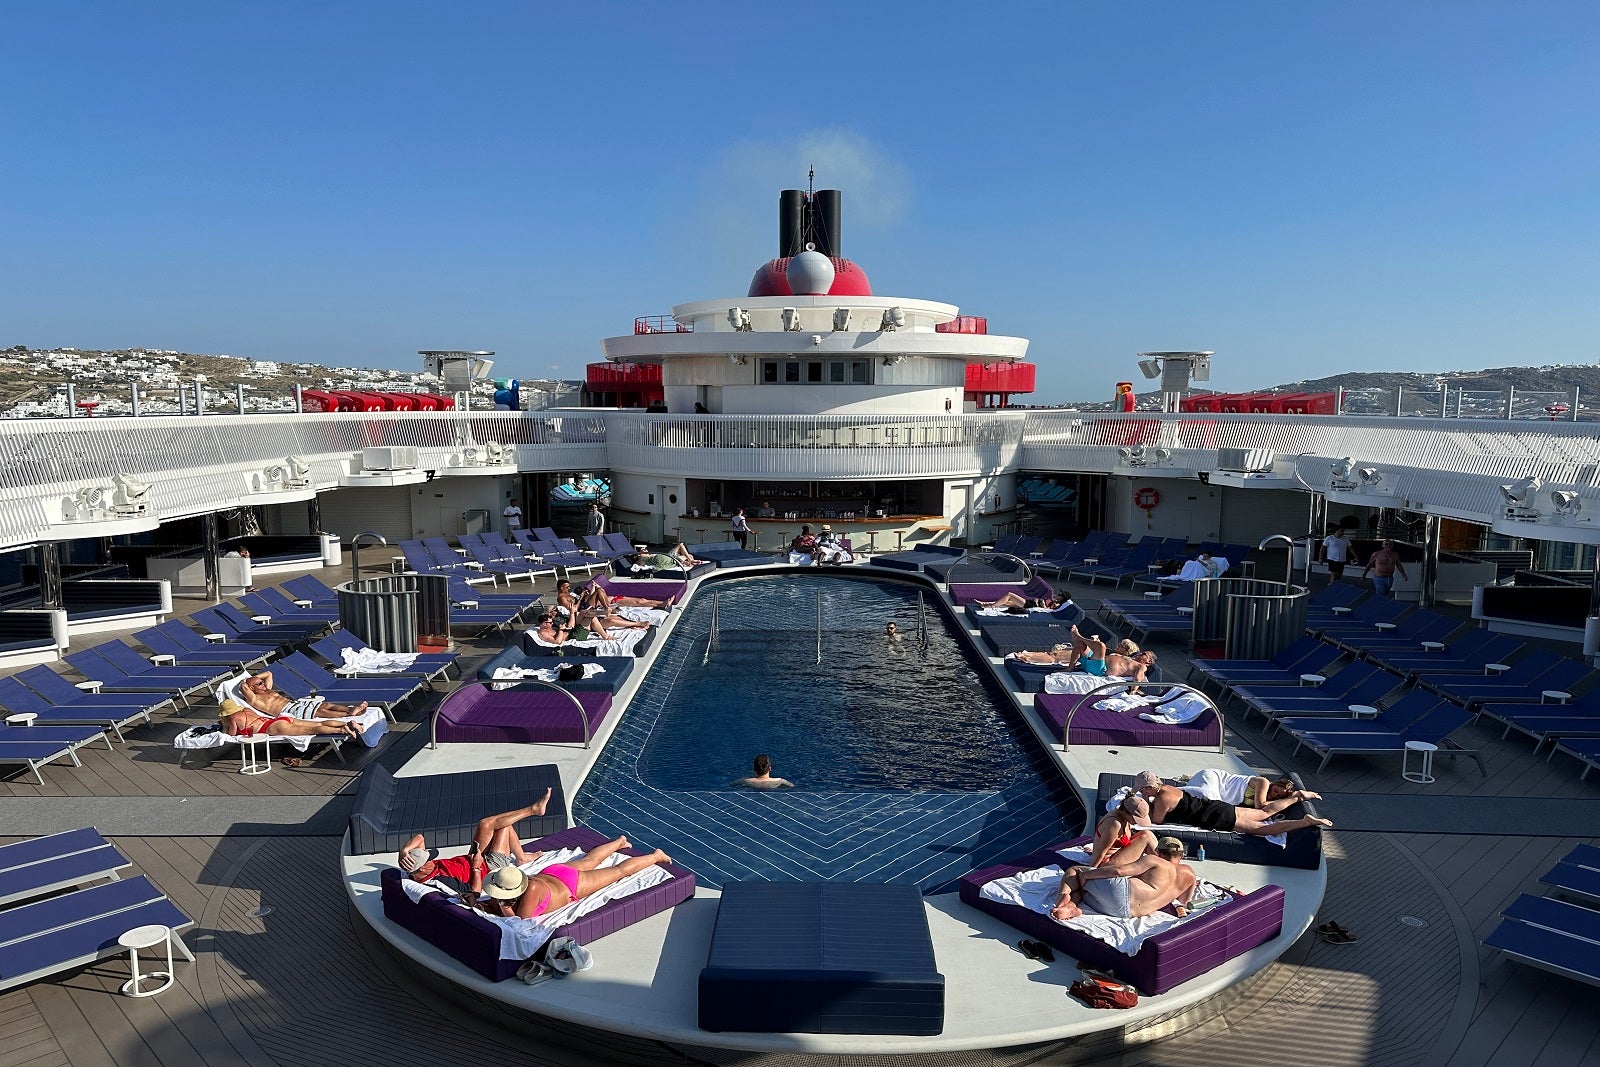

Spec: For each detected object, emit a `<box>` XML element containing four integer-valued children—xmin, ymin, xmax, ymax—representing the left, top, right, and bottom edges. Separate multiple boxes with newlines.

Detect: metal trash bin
<box><xmin>337</xmin><ymin>573</ymin><xmax>451</xmax><ymax>653</ymax></box>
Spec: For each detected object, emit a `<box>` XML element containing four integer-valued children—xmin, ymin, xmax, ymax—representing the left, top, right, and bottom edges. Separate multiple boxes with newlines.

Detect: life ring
<box><xmin>1134</xmin><ymin>486</ymin><xmax>1161</xmax><ymax>509</ymax></box>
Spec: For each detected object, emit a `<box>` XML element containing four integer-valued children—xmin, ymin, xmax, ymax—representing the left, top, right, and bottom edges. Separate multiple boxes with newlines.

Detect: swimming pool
<box><xmin>574</xmin><ymin>573</ymin><xmax>1084</xmax><ymax>892</ymax></box>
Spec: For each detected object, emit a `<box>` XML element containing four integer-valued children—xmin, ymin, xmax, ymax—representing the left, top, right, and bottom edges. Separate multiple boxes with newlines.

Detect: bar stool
<box><xmin>864</xmin><ymin>531</ymin><xmax>879</xmax><ymax>556</ymax></box>
<box><xmin>118</xmin><ymin>924</ymin><xmax>176</xmax><ymax>997</ymax></box>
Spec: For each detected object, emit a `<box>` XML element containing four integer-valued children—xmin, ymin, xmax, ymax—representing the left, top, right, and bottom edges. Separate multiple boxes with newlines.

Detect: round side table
<box><xmin>1484</xmin><ymin>663</ymin><xmax>1511</xmax><ymax>676</ymax></box>
<box><xmin>118</xmin><ymin>924</ymin><xmax>175</xmax><ymax>997</ymax></box>
<box><xmin>6</xmin><ymin>712</ymin><xmax>39</xmax><ymax>727</ymax></box>
<box><xmin>149</xmin><ymin>654</ymin><xmax>177</xmax><ymax>666</ymax></box>
<box><xmin>75</xmin><ymin>680</ymin><xmax>103</xmax><ymax>694</ymax></box>
<box><xmin>1373</xmin><ymin>622</ymin><xmax>1397</xmax><ymax>632</ymax></box>
<box><xmin>1542</xmin><ymin>690</ymin><xmax>1573</xmax><ymax>704</ymax></box>
<box><xmin>1349</xmin><ymin>704</ymin><xmax>1379</xmax><ymax>719</ymax></box>
<box><xmin>1301</xmin><ymin>674</ymin><xmax>1326</xmax><ymax>687</ymax></box>
<box><xmin>236</xmin><ymin>734</ymin><xmax>273</xmax><ymax>776</ymax></box>
<box><xmin>1419</xmin><ymin>641</ymin><xmax>1446</xmax><ymax>652</ymax></box>
<box><xmin>1330</xmin><ymin>606</ymin><xmax>1352</xmax><ymax>616</ymax></box>
<box><xmin>202</xmin><ymin>633</ymin><xmax>228</xmax><ymax>644</ymax></box>
<box><xmin>1403</xmin><ymin>741</ymin><xmax>1438</xmax><ymax>784</ymax></box>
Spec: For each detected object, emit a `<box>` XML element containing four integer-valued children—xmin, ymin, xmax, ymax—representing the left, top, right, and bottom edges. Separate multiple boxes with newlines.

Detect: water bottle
<box><xmin>1196</xmin><ymin>845</ymin><xmax>1206</xmax><ymax>862</ymax></box>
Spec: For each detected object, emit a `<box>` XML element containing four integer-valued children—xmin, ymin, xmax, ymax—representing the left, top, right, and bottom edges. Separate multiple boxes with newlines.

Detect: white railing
<box><xmin>2</xmin><ymin>405</ymin><xmax>1599</xmax><ymax>551</ymax></box>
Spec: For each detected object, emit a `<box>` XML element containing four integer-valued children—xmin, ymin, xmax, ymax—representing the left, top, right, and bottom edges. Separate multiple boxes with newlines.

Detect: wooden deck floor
<box><xmin>2</xmin><ymin>572</ymin><xmax>1599</xmax><ymax>1066</ymax></box>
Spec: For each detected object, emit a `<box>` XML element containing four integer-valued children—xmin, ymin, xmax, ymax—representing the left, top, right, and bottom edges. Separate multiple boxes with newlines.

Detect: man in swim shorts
<box><xmin>1052</xmin><ymin>837</ymin><xmax>1197</xmax><ymax>921</ymax></box>
<box><xmin>1134</xmin><ymin>770</ymin><xmax>1333</xmax><ymax>837</ymax></box>
<box><xmin>399</xmin><ymin>790</ymin><xmax>553</xmax><ymax>892</ymax></box>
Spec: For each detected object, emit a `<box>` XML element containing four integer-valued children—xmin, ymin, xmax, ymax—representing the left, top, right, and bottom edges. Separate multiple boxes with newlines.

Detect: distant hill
<box><xmin>1063</xmin><ymin>364</ymin><xmax>1598</xmax><ymax>411</ymax></box>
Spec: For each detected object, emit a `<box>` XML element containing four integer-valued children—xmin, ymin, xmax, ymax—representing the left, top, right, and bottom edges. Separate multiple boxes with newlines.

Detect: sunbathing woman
<box><xmin>478</xmin><ymin>835</ymin><xmax>672</xmax><ymax>920</ymax></box>
<box><xmin>218</xmin><ymin>697</ymin><xmax>368</xmax><ymax>740</ymax></box>
<box><xmin>554</xmin><ymin>580</ymin><xmax>647</xmax><ymax>633</ymax></box>
<box><xmin>1007</xmin><ymin>642</ymin><xmax>1077</xmax><ymax>666</ymax></box>
<box><xmin>1176</xmin><ymin>770</ymin><xmax>1321</xmax><ymax>811</ymax></box>
<box><xmin>978</xmin><ymin>591</ymin><xmax>1067</xmax><ymax>612</ymax></box>
<box><xmin>1133</xmin><ymin>770</ymin><xmax>1333</xmax><ymax>836</ymax></box>
<box><xmin>1088</xmin><ymin>793</ymin><xmax>1158</xmax><ymax>868</ymax></box>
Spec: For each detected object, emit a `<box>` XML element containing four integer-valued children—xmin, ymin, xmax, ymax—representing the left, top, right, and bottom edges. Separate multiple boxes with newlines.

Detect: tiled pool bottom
<box><xmin>573</xmin><ymin>573</ymin><xmax>1084</xmax><ymax>892</ymax></box>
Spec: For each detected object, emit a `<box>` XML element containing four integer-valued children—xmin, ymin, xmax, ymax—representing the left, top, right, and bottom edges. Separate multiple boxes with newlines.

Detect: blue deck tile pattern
<box><xmin>573</xmin><ymin>573</ymin><xmax>1083</xmax><ymax>893</ymax></box>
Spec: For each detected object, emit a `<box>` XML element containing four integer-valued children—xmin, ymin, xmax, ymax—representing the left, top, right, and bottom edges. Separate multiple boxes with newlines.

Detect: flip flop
<box><xmin>1030</xmin><ymin>940</ymin><xmax>1056</xmax><ymax>963</ymax></box>
<box><xmin>1316</xmin><ymin>921</ymin><xmax>1352</xmax><ymax>936</ymax></box>
<box><xmin>1321</xmin><ymin>929</ymin><xmax>1359</xmax><ymax>944</ymax></box>
<box><xmin>279</xmin><ymin>757</ymin><xmax>302</xmax><ymax>768</ymax></box>
<box><xmin>1017</xmin><ymin>939</ymin><xmax>1043</xmax><ymax>961</ymax></box>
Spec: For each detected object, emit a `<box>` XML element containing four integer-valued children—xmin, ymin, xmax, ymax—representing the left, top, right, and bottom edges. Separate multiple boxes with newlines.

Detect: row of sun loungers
<box><xmin>0</xmin><ymin>828</ymin><xmax>195</xmax><ymax>994</ymax></box>
<box><xmin>1485</xmin><ymin>844</ymin><xmax>1600</xmax><ymax>989</ymax></box>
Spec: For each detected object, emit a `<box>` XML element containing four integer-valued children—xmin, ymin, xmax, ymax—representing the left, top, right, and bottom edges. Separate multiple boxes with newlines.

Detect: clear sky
<box><xmin>4</xmin><ymin>2</ymin><xmax>1596</xmax><ymax>399</ymax></box>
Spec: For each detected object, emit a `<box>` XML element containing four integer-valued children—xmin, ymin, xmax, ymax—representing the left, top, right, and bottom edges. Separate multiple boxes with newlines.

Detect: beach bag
<box><xmin>1070</xmin><ymin>975</ymin><xmax>1138</xmax><ymax>1009</ymax></box>
<box><xmin>557</xmin><ymin>663</ymin><xmax>584</xmax><ymax>682</ymax></box>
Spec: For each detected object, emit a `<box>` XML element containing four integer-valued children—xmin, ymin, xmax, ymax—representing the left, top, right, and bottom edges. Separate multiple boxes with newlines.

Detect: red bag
<box><xmin>1070</xmin><ymin>975</ymin><xmax>1139</xmax><ymax>1009</ymax></box>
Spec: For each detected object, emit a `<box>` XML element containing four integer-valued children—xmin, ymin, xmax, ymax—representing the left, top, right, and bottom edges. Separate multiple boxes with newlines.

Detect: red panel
<box><xmin>587</xmin><ymin>362</ymin><xmax>662</xmax><ymax>387</ymax></box>
<box><xmin>1182</xmin><ymin>394</ymin><xmax>1221</xmax><ymax>413</ymax></box>
<box><xmin>746</xmin><ymin>258</ymin><xmax>873</xmax><ymax>297</ymax></box>
<box><xmin>1278</xmin><ymin>391</ymin><xmax>1338</xmax><ymax>414</ymax></box>
<box><xmin>300</xmin><ymin>389</ymin><xmax>339</xmax><ymax>413</ymax></box>
<box><xmin>936</xmin><ymin>316</ymin><xmax>989</xmax><ymax>335</ymax></box>
<box><xmin>964</xmin><ymin>362</ymin><xmax>1035</xmax><ymax>393</ymax></box>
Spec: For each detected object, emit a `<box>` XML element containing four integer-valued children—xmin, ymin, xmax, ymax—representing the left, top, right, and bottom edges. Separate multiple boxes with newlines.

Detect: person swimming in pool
<box><xmin>733</xmin><ymin>753</ymin><xmax>795</xmax><ymax>790</ymax></box>
<box><xmin>475</xmin><ymin>836</ymin><xmax>672</xmax><ymax>919</ymax></box>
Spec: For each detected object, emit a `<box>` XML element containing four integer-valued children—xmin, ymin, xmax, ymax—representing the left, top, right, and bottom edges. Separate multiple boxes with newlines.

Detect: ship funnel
<box><xmin>777</xmin><ymin>188</ymin><xmax>843</xmax><ymax>258</ymax></box>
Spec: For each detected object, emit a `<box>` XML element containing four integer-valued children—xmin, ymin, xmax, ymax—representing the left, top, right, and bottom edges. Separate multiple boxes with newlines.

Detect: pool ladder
<box><xmin>702</xmin><ymin>592</ymin><xmax>720</xmax><ymax>665</ymax></box>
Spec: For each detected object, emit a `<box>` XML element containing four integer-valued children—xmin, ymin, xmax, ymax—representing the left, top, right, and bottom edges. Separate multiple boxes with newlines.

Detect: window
<box><xmin>784</xmin><ymin>361</ymin><xmax>800</xmax><ymax>383</ymax></box>
<box><xmin>806</xmin><ymin>361</ymin><xmax>823</xmax><ymax>383</ymax></box>
<box><xmin>829</xmin><ymin>361</ymin><xmax>846</xmax><ymax>383</ymax></box>
<box><xmin>850</xmin><ymin>360</ymin><xmax>870</xmax><ymax>384</ymax></box>
<box><xmin>762</xmin><ymin>362</ymin><xmax>779</xmax><ymax>383</ymax></box>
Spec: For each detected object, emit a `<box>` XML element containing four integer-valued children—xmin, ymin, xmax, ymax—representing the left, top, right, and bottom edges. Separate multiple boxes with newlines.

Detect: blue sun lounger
<box><xmin>0</xmin><ymin>874</ymin><xmax>194</xmax><ymax>993</ymax></box>
<box><xmin>138</xmin><ymin>621</ymin><xmax>277</xmax><ymax>669</ymax></box>
<box><xmin>0</xmin><ymin>677</ymin><xmax>159</xmax><ymax>743</ymax></box>
<box><xmin>1539</xmin><ymin>857</ymin><xmax>1600</xmax><ymax>906</ymax></box>
<box><xmin>0</xmin><ymin>726</ymin><xmax>108</xmax><ymax>785</ymax></box>
<box><xmin>1484</xmin><ymin>894</ymin><xmax>1600</xmax><ymax>989</ymax></box>
<box><xmin>0</xmin><ymin>828</ymin><xmax>130</xmax><ymax>907</ymax></box>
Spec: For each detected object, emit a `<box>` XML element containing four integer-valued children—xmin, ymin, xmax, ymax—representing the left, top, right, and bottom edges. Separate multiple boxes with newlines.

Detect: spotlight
<box><xmin>114</xmin><ymin>473</ymin><xmax>150</xmax><ymax>503</ymax></box>
<box><xmin>832</xmin><ymin>308</ymin><xmax>852</xmax><ymax>331</ymax></box>
<box><xmin>882</xmin><ymin>354</ymin><xmax>903</xmax><ymax>367</ymax></box>
<box><xmin>728</xmin><ymin>353</ymin><xmax>748</xmax><ymax>366</ymax></box>
<box><xmin>781</xmin><ymin>307</ymin><xmax>802</xmax><ymax>331</ymax></box>
<box><xmin>1357</xmin><ymin>467</ymin><xmax>1383</xmax><ymax>487</ymax></box>
<box><xmin>1500</xmin><ymin>476</ymin><xmax>1543</xmax><ymax>507</ymax></box>
<box><xmin>425</xmin><ymin>470</ymin><xmax>438</xmax><ymax>483</ymax></box>
<box><xmin>1331</xmin><ymin>457</ymin><xmax>1355</xmax><ymax>482</ymax></box>
<box><xmin>728</xmin><ymin>307</ymin><xmax>752</xmax><ymax>332</ymax></box>
<box><xmin>1116</xmin><ymin>446</ymin><xmax>1134</xmax><ymax>463</ymax></box>
<box><xmin>484</xmin><ymin>442</ymin><xmax>506</xmax><ymax>463</ymax></box>
<box><xmin>1552</xmin><ymin>490</ymin><xmax>1583</xmax><ymax>516</ymax></box>
<box><xmin>880</xmin><ymin>307</ymin><xmax>905</xmax><ymax>331</ymax></box>
<box><xmin>1151</xmin><ymin>447</ymin><xmax>1172</xmax><ymax>464</ymax></box>
<box><xmin>1138</xmin><ymin>358</ymin><xmax>1163</xmax><ymax>379</ymax></box>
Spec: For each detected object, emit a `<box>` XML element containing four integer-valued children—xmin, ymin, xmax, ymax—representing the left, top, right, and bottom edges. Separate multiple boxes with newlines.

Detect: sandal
<box><xmin>1321</xmin><ymin>929</ymin><xmax>1359</xmax><ymax>944</ymax></box>
<box><xmin>1316</xmin><ymin>921</ymin><xmax>1352</xmax><ymax>936</ymax></box>
<box><xmin>279</xmin><ymin>757</ymin><xmax>302</xmax><ymax>768</ymax></box>
<box><xmin>1017</xmin><ymin>939</ymin><xmax>1055</xmax><ymax>962</ymax></box>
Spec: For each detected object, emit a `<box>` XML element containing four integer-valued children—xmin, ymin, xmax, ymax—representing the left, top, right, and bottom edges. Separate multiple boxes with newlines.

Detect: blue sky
<box><xmin>4</xmin><ymin>2</ymin><xmax>1596</xmax><ymax>399</ymax></box>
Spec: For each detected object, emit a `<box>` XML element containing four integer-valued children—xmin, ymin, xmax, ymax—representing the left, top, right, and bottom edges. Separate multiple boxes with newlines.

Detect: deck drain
<box><xmin>249</xmin><ymin>906</ymin><xmax>274</xmax><ymax>918</ymax></box>
<box><xmin>1398</xmin><ymin>915</ymin><xmax>1427</xmax><ymax>927</ymax></box>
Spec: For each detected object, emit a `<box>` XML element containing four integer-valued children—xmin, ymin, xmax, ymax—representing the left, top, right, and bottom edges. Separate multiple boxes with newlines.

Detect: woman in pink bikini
<box><xmin>479</xmin><ymin>836</ymin><xmax>672</xmax><ymax>919</ymax></box>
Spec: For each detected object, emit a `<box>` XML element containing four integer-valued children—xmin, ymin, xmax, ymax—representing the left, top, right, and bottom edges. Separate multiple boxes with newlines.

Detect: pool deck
<box><xmin>1</xmin><ymin>557</ymin><xmax>1598</xmax><ymax>1066</ymax></box>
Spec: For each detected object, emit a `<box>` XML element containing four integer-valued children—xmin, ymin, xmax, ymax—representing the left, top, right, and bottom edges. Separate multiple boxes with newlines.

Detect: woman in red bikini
<box><xmin>1087</xmin><ymin>792</ymin><xmax>1157</xmax><ymax>868</ymax></box>
<box><xmin>479</xmin><ymin>836</ymin><xmax>672</xmax><ymax>919</ymax></box>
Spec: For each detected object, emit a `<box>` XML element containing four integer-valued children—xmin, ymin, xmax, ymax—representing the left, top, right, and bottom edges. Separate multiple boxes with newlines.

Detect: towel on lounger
<box><xmin>490</xmin><ymin>664</ymin><xmax>606</xmax><ymax>690</ymax></box>
<box><xmin>339</xmin><ymin>647</ymin><xmax>420</xmax><ymax>673</ymax></box>
<box><xmin>1136</xmin><ymin>691</ymin><xmax>1212</xmax><ymax>724</ymax></box>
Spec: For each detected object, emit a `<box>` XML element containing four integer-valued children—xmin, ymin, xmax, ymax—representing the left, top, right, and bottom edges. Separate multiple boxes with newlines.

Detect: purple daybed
<box><xmin>593</xmin><ymin>574</ymin><xmax>687</xmax><ymax>602</ymax></box>
<box><xmin>380</xmin><ymin>825</ymin><xmax>696</xmax><ymax>981</ymax></box>
<box><xmin>948</xmin><ymin>575</ymin><xmax>1057</xmax><ymax>606</ymax></box>
<box><xmin>958</xmin><ymin>835</ymin><xmax>1285</xmax><ymax>994</ymax></box>
<box><xmin>432</xmin><ymin>682</ymin><xmax>612</xmax><ymax>745</ymax></box>
<box><xmin>1036</xmin><ymin>692</ymin><xmax>1222</xmax><ymax>748</ymax></box>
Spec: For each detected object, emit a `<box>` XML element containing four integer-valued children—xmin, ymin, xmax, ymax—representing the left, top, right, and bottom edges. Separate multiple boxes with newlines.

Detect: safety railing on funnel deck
<box><xmin>633</xmin><ymin>316</ymin><xmax>693</xmax><ymax>335</ymax></box>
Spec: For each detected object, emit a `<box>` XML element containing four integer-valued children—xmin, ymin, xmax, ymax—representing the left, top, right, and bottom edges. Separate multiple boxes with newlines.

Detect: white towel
<box><xmin>1181</xmin><ymin>769</ymin><xmax>1251</xmax><ymax>806</ymax></box>
<box><xmin>400</xmin><ymin>878</ymin><xmax>444</xmax><ymax>904</ymax></box>
<box><xmin>490</xmin><ymin>664</ymin><xmax>606</xmax><ymax>690</ymax></box>
<box><xmin>980</xmin><ymin>853</ymin><xmax>1228</xmax><ymax>956</ymax></box>
<box><xmin>614</xmin><ymin>606</ymin><xmax>666</xmax><ymax>625</ymax></box>
<box><xmin>339</xmin><ymin>647</ymin><xmax>419</xmax><ymax>673</ymax></box>
<box><xmin>1136</xmin><ymin>692</ymin><xmax>1213</xmax><ymax>724</ymax></box>
<box><xmin>1044</xmin><ymin>672</ymin><xmax>1137</xmax><ymax>696</ymax></box>
<box><xmin>1095</xmin><ymin>694</ymin><xmax>1156</xmax><ymax>712</ymax></box>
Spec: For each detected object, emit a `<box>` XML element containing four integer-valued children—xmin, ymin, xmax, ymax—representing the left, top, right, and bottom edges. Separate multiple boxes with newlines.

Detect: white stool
<box><xmin>294</xmin><ymin>599</ymin><xmax>314</xmax><ymax>608</ymax></box>
<box><xmin>1330</xmin><ymin>606</ymin><xmax>1352</xmax><ymax>616</ymax></box>
<box><xmin>1543</xmin><ymin>690</ymin><xmax>1573</xmax><ymax>704</ymax></box>
<box><xmin>251</xmin><ymin>615</ymin><xmax>273</xmax><ymax>624</ymax></box>
<box><xmin>1349</xmin><ymin>704</ymin><xmax>1379</xmax><ymax>719</ymax></box>
<box><xmin>1484</xmin><ymin>663</ymin><xmax>1511</xmax><ymax>676</ymax></box>
<box><xmin>6</xmin><ymin>712</ymin><xmax>39</xmax><ymax>727</ymax></box>
<box><xmin>1403</xmin><ymin>741</ymin><xmax>1438</xmax><ymax>784</ymax></box>
<box><xmin>457</xmin><ymin>600</ymin><xmax>478</xmax><ymax>609</ymax></box>
<box><xmin>75</xmin><ymin>680</ymin><xmax>103</xmax><ymax>694</ymax></box>
<box><xmin>1373</xmin><ymin>622</ymin><xmax>1397</xmax><ymax>632</ymax></box>
<box><xmin>1301</xmin><ymin>673</ymin><xmax>1326</xmax><ymax>687</ymax></box>
<box><xmin>1420</xmin><ymin>641</ymin><xmax>1446</xmax><ymax>652</ymax></box>
<box><xmin>118</xmin><ymin>924</ymin><xmax>175</xmax><ymax>997</ymax></box>
<box><xmin>236</xmin><ymin>734</ymin><xmax>273</xmax><ymax>776</ymax></box>
<box><xmin>1145</xmin><ymin>590</ymin><xmax>1164</xmax><ymax>599</ymax></box>
<box><xmin>149</xmin><ymin>654</ymin><xmax>177</xmax><ymax>666</ymax></box>
<box><xmin>203</xmin><ymin>633</ymin><xmax>228</xmax><ymax>644</ymax></box>
<box><xmin>1175</xmin><ymin>606</ymin><xmax>1194</xmax><ymax>616</ymax></box>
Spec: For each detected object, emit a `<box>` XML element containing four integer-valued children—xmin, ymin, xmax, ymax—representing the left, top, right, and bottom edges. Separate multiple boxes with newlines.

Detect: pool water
<box><xmin>573</xmin><ymin>573</ymin><xmax>1084</xmax><ymax>892</ymax></box>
